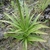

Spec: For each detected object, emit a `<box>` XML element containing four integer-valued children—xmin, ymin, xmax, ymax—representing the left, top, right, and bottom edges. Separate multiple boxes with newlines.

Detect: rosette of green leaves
<box><xmin>0</xmin><ymin>0</ymin><xmax>49</xmax><ymax>50</ymax></box>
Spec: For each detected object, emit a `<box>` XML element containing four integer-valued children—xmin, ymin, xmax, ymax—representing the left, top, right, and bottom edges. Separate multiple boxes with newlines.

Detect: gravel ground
<box><xmin>0</xmin><ymin>37</ymin><xmax>50</xmax><ymax>50</ymax></box>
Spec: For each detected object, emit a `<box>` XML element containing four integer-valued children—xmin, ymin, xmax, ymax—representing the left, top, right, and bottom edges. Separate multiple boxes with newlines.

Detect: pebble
<box><xmin>0</xmin><ymin>28</ymin><xmax>4</xmax><ymax>40</ymax></box>
<box><xmin>44</xmin><ymin>5</ymin><xmax>50</xmax><ymax>19</ymax></box>
<box><xmin>0</xmin><ymin>14</ymin><xmax>3</xmax><ymax>19</ymax></box>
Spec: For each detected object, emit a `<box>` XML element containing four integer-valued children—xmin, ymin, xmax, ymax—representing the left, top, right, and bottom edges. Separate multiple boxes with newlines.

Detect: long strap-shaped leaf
<box><xmin>33</xmin><ymin>13</ymin><xmax>41</xmax><ymax>24</ymax></box>
<box><xmin>23</xmin><ymin>39</ymin><xmax>27</xmax><ymax>50</ymax></box>
<box><xmin>4</xmin><ymin>13</ymin><xmax>19</xmax><ymax>26</ymax></box>
<box><xmin>27</xmin><ymin>23</ymin><xmax>48</xmax><ymax>36</ymax></box>
<box><xmin>4</xmin><ymin>29</ymin><xmax>22</xmax><ymax>34</ymax></box>
<box><xmin>28</xmin><ymin>36</ymin><xmax>46</xmax><ymax>42</ymax></box>
<box><xmin>16</xmin><ymin>0</ymin><xmax>25</xmax><ymax>30</ymax></box>
<box><xmin>29</xmin><ymin>14</ymin><xmax>34</xmax><ymax>23</ymax></box>
<box><xmin>16</xmin><ymin>0</ymin><xmax>24</xmax><ymax>21</ymax></box>
<box><xmin>0</xmin><ymin>20</ymin><xmax>20</xmax><ymax>29</ymax></box>
<box><xmin>12</xmin><ymin>13</ymin><xmax>20</xmax><ymax>22</ymax></box>
<box><xmin>24</xmin><ymin>3</ymin><xmax>30</xmax><ymax>29</ymax></box>
<box><xmin>16</xmin><ymin>0</ymin><xmax>22</xmax><ymax>18</ymax></box>
<box><xmin>28</xmin><ymin>14</ymin><xmax>41</xmax><ymax>31</ymax></box>
<box><xmin>28</xmin><ymin>24</ymin><xmax>49</xmax><ymax>34</ymax></box>
<box><xmin>26</xmin><ymin>22</ymin><xmax>41</xmax><ymax>32</ymax></box>
<box><xmin>32</xmin><ymin>30</ymin><xmax>47</xmax><ymax>35</ymax></box>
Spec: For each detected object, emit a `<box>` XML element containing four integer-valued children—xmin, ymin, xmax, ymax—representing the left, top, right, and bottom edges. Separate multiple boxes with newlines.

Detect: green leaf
<box><xmin>12</xmin><ymin>13</ymin><xmax>20</xmax><ymax>22</ymax></box>
<box><xmin>15</xmin><ymin>34</ymin><xmax>23</xmax><ymax>40</ymax></box>
<box><xmin>0</xmin><ymin>20</ymin><xmax>20</xmax><ymax>29</ymax></box>
<box><xmin>33</xmin><ymin>13</ymin><xmax>41</xmax><ymax>24</ymax></box>
<box><xmin>4</xmin><ymin>29</ymin><xmax>22</xmax><ymax>34</ymax></box>
<box><xmin>16</xmin><ymin>0</ymin><xmax>23</xmax><ymax>21</ymax></box>
<box><xmin>29</xmin><ymin>22</ymin><xmax>41</xmax><ymax>30</ymax></box>
<box><xmin>33</xmin><ymin>30</ymin><xmax>47</xmax><ymax>35</ymax></box>
<box><xmin>24</xmin><ymin>3</ymin><xmax>30</xmax><ymax>29</ymax></box>
<box><xmin>4</xmin><ymin>13</ymin><xmax>19</xmax><ymax>25</ymax></box>
<box><xmin>11</xmin><ymin>1</ymin><xmax>17</xmax><ymax>9</ymax></box>
<box><xmin>11</xmin><ymin>1</ymin><xmax>14</xmax><ymax>7</ymax></box>
<box><xmin>4</xmin><ymin>33</ymin><xmax>17</xmax><ymax>38</ymax></box>
<box><xmin>28</xmin><ymin>36</ymin><xmax>46</xmax><ymax>42</ymax></box>
<box><xmin>23</xmin><ymin>39</ymin><xmax>27</xmax><ymax>50</ymax></box>
<box><xmin>29</xmin><ymin>14</ymin><xmax>34</xmax><ymax>23</ymax></box>
<box><xmin>28</xmin><ymin>24</ymin><xmax>49</xmax><ymax>34</ymax></box>
<box><xmin>16</xmin><ymin>0</ymin><xmax>25</xmax><ymax>30</ymax></box>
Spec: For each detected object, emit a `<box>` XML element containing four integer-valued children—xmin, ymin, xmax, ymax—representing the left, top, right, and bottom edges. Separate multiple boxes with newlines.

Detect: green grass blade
<box><xmin>29</xmin><ymin>14</ymin><xmax>34</xmax><ymax>23</ymax></box>
<box><xmin>16</xmin><ymin>0</ymin><xmax>25</xmax><ymax>30</ymax></box>
<box><xmin>4</xmin><ymin>29</ymin><xmax>22</xmax><ymax>34</ymax></box>
<box><xmin>23</xmin><ymin>39</ymin><xmax>27</xmax><ymax>50</ymax></box>
<box><xmin>11</xmin><ymin>1</ymin><xmax>17</xmax><ymax>9</ymax></box>
<box><xmin>32</xmin><ymin>30</ymin><xmax>47</xmax><ymax>35</ymax></box>
<box><xmin>27</xmin><ymin>24</ymin><xmax>49</xmax><ymax>36</ymax></box>
<box><xmin>4</xmin><ymin>13</ymin><xmax>19</xmax><ymax>25</ymax></box>
<box><xmin>16</xmin><ymin>0</ymin><xmax>24</xmax><ymax>21</ymax></box>
<box><xmin>29</xmin><ymin>24</ymin><xmax>49</xmax><ymax>34</ymax></box>
<box><xmin>33</xmin><ymin>13</ymin><xmax>41</xmax><ymax>24</ymax></box>
<box><xmin>27</xmin><ymin>22</ymin><xmax>41</xmax><ymax>32</ymax></box>
<box><xmin>12</xmin><ymin>13</ymin><xmax>20</xmax><ymax>22</ymax></box>
<box><xmin>24</xmin><ymin>3</ymin><xmax>30</xmax><ymax>28</ymax></box>
<box><xmin>0</xmin><ymin>20</ymin><xmax>20</xmax><ymax>29</ymax></box>
<box><xmin>4</xmin><ymin>33</ymin><xmax>17</xmax><ymax>38</ymax></box>
<box><xmin>15</xmin><ymin>34</ymin><xmax>23</xmax><ymax>40</ymax></box>
<box><xmin>28</xmin><ymin>36</ymin><xmax>46</xmax><ymax>42</ymax></box>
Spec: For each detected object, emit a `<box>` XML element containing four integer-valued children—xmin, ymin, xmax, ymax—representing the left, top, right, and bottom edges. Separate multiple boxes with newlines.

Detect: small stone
<box><xmin>0</xmin><ymin>29</ymin><xmax>4</xmax><ymax>40</ymax></box>
<box><xmin>0</xmin><ymin>14</ymin><xmax>3</xmax><ymax>19</ymax></box>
